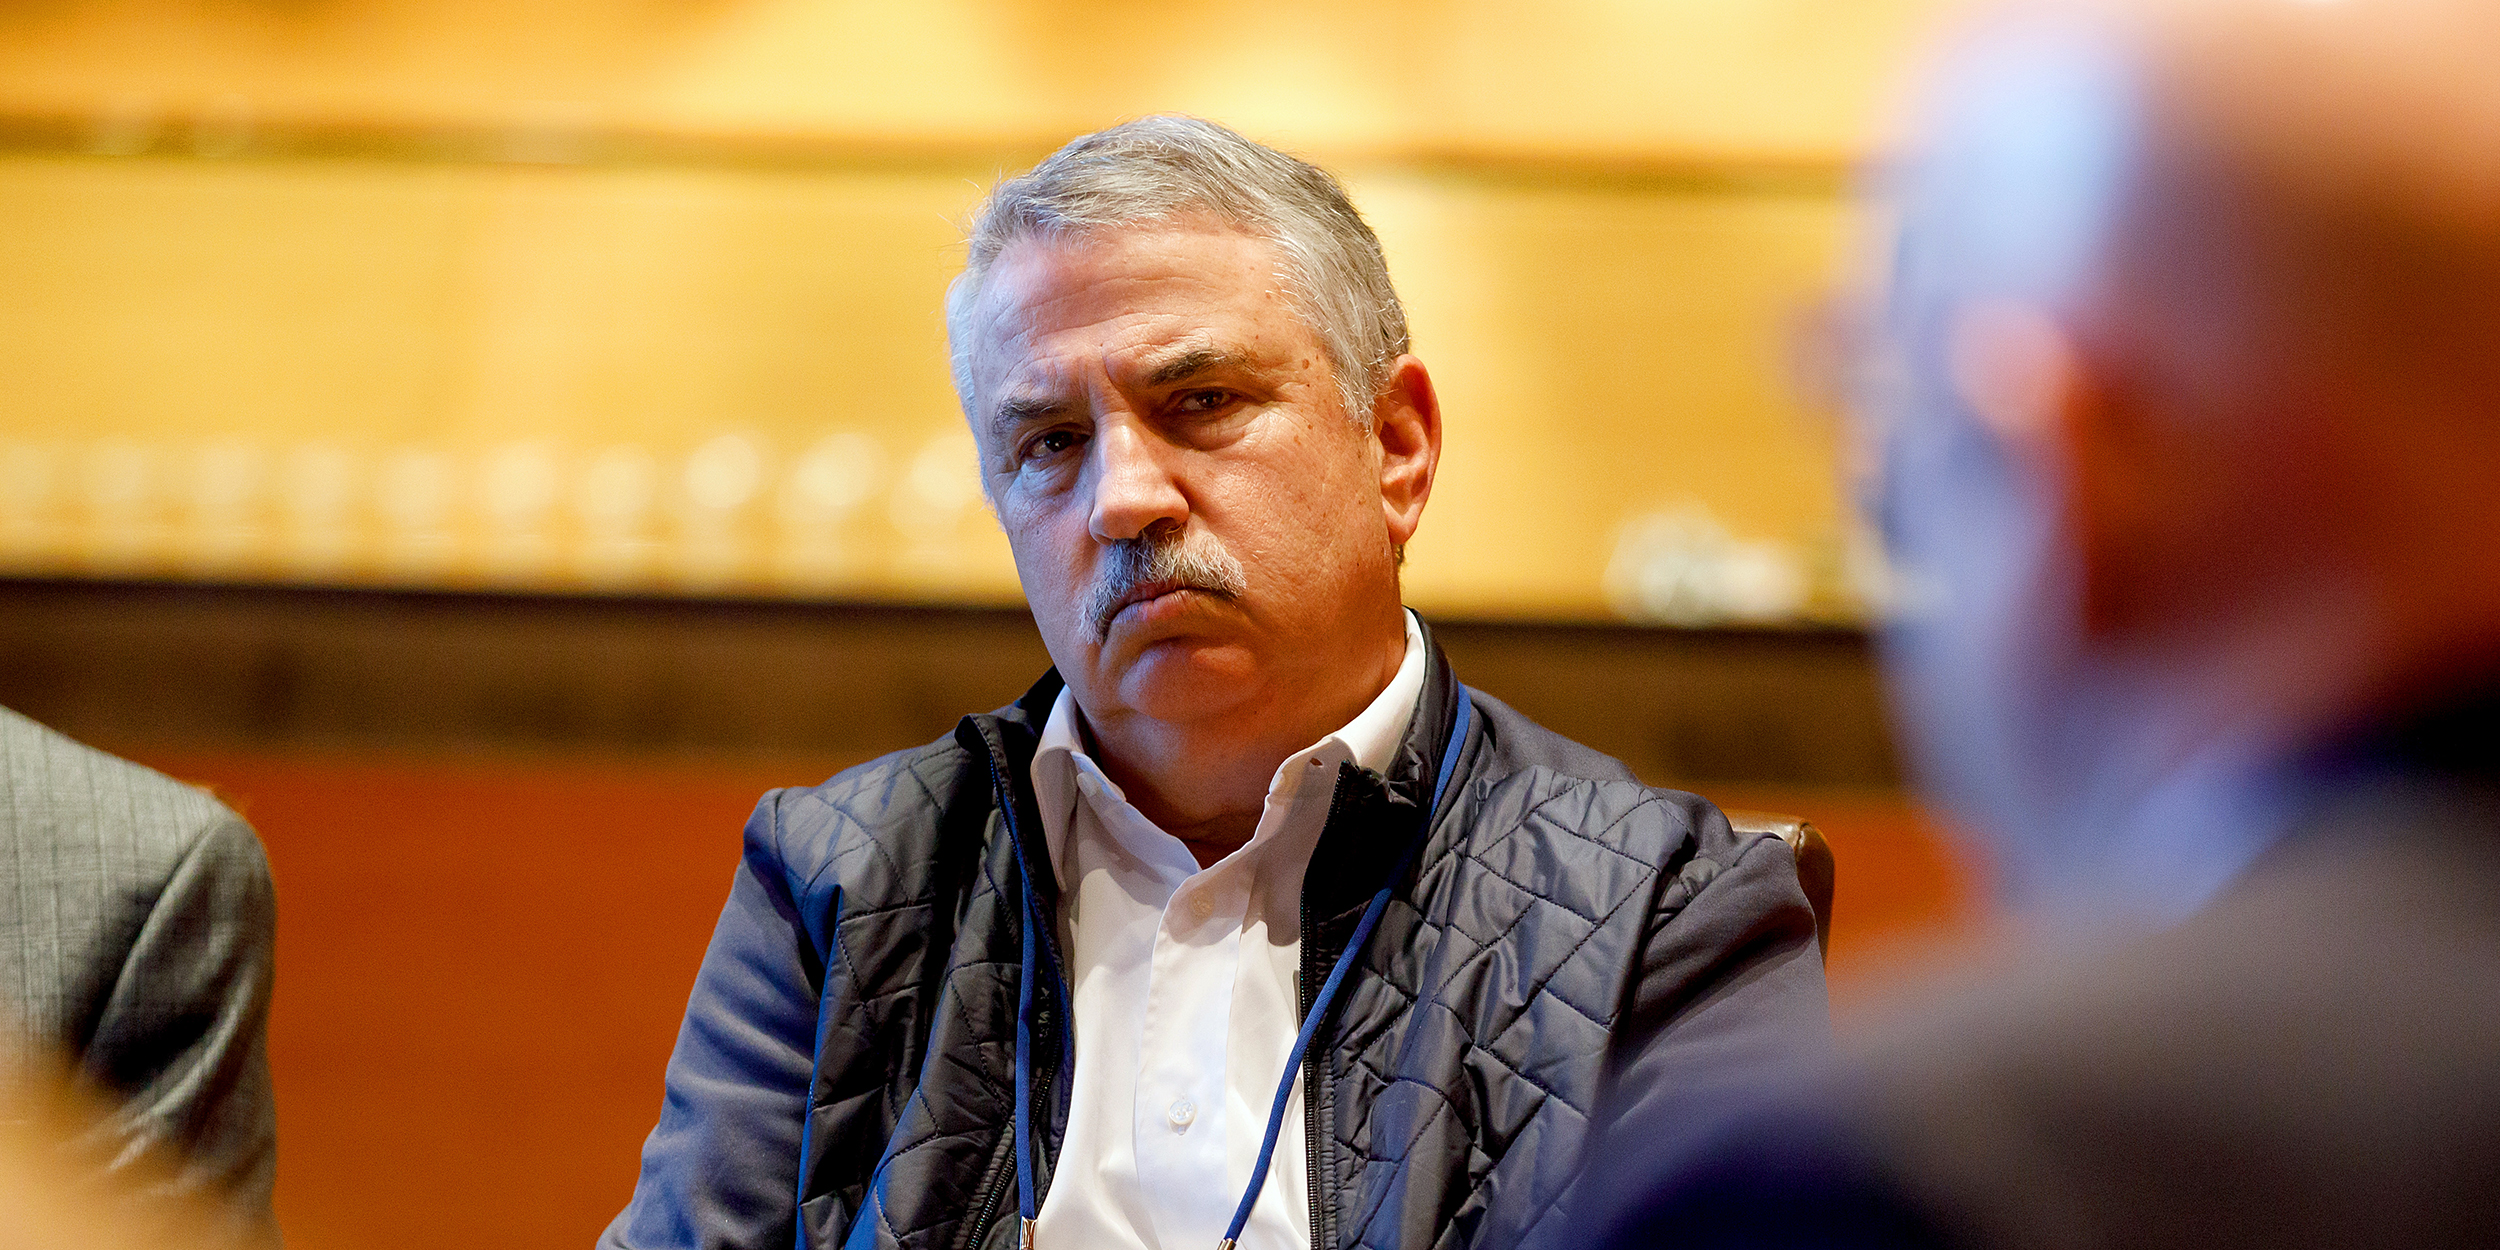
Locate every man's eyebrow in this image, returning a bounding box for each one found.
[1143,344,1254,388]
[989,394,1071,438]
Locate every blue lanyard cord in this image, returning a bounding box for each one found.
[1220,689,1473,1250]
[1014,689,1475,1250]
[1014,878,1042,1245]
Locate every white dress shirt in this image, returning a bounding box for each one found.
[1027,610,1427,1250]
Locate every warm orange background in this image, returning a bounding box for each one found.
[121,748,1982,1250]
[0,0,1949,622]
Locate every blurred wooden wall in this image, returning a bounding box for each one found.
[0,0,1943,622]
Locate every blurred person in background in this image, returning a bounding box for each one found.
[1580,0,2500,1246]
[604,116,1826,1250]
[0,707,278,1246]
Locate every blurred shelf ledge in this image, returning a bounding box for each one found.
[0,110,1855,195]
[0,576,1898,788]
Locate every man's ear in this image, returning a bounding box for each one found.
[1947,301,2076,462]
[1947,300,2148,636]
[1369,355,1441,549]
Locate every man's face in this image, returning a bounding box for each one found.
[1865,297,2076,882]
[960,223,1408,730]
[1869,61,2264,916]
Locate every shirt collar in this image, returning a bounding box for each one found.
[1032,609,1430,877]
[1330,608,1429,777]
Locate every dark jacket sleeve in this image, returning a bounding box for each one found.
[82,811,278,1248]
[1597,826,1831,1165]
[603,792,826,1250]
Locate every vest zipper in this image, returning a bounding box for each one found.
[964,1128,1016,1249]
[1028,1015,1058,1235]
[1300,763,1370,1250]
[963,1011,1058,1250]
[964,727,1070,1250]
[1300,897,1329,1250]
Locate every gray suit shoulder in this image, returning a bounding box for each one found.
[0,707,278,1243]
[0,706,261,889]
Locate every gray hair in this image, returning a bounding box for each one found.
[945,115,1410,424]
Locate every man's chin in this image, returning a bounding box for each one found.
[1101,634,1259,723]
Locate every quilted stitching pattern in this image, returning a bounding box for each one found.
[1321,768,1714,1250]
[763,686,1786,1250]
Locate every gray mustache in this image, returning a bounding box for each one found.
[1083,528,1249,642]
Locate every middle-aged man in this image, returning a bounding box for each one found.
[1585,0,2500,1246]
[605,116,1827,1250]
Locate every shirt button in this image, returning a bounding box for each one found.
[1190,895,1214,920]
[1168,1098,1196,1132]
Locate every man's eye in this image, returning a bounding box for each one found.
[1020,429,1083,462]
[1174,389,1234,413]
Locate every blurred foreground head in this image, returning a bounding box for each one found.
[0,1049,243,1250]
[1872,0,2500,915]
[1576,4,2500,1246]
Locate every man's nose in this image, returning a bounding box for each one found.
[1086,419,1189,544]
